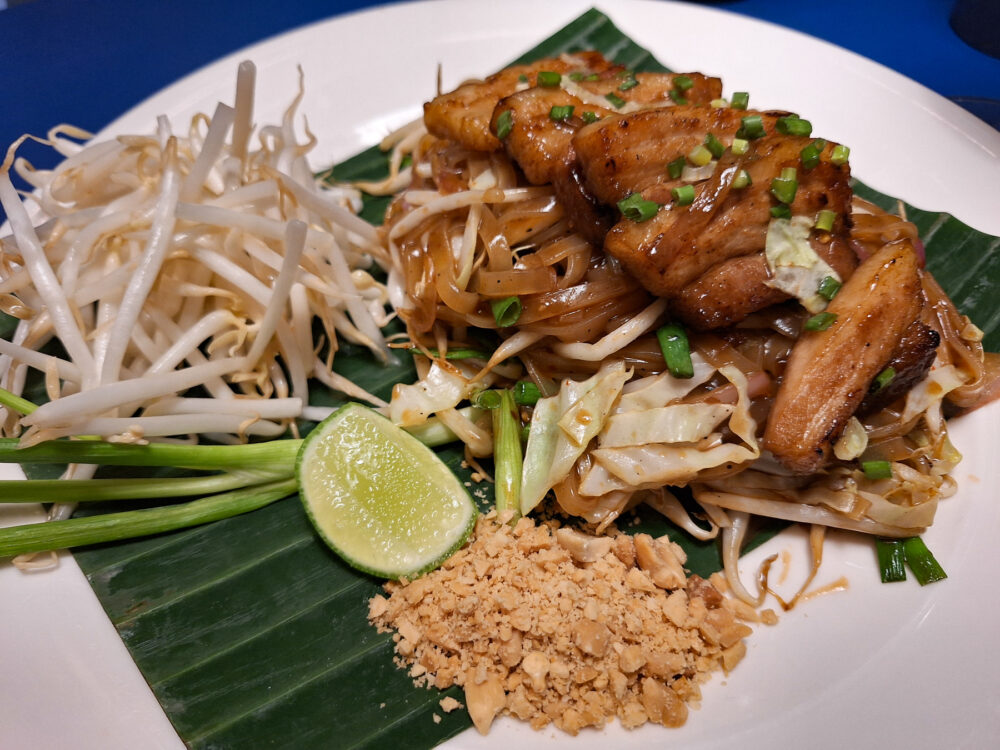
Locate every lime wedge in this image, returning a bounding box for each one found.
[297,403,477,579]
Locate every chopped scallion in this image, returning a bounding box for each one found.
[770,171,798,204]
[671,184,696,206]
[517,74,528,83]
[776,116,813,136]
[409,347,489,360]
[569,72,585,82]
[656,324,695,379]
[668,89,687,105]
[804,311,837,331]
[667,155,686,179]
[581,111,599,124]
[605,92,626,108]
[537,71,562,87]
[549,104,575,121]
[687,144,713,167]
[736,114,765,139]
[491,296,522,327]
[814,209,837,232]
[732,169,752,189]
[800,143,821,169]
[731,137,749,155]
[495,109,513,140]
[875,538,907,583]
[489,389,523,522]
[710,98,728,109]
[902,536,947,585]
[617,192,659,222]
[831,144,851,165]
[770,204,792,219]
[619,72,639,91]
[673,75,694,91]
[704,132,725,159]
[512,380,542,406]
[872,366,896,391]
[817,274,841,300]
[730,91,749,110]
[861,459,893,480]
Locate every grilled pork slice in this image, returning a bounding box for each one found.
[486,74,721,243]
[573,106,783,206]
[423,53,618,153]
[603,134,854,297]
[763,240,923,474]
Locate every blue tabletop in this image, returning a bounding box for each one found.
[1,0,998,175]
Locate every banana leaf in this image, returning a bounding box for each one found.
[5,7,997,749]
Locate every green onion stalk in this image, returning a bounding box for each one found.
[0,388,470,557]
[476,388,523,522]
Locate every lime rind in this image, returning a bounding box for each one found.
[297,403,477,579]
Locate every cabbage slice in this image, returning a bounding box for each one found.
[763,216,840,313]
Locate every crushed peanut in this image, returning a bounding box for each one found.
[368,512,753,735]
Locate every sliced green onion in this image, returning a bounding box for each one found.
[489,389,522,521]
[731,137,749,155]
[605,92,626,108]
[861,459,893,480]
[817,274,841,300]
[569,72,585,82]
[618,72,639,91]
[673,74,694,91]
[537,71,562,87]
[549,104,575,121]
[814,209,837,232]
[730,91,749,110]
[800,142,821,169]
[872,366,897,391]
[831,144,851,165]
[704,132,725,159]
[617,192,660,222]
[876,538,907,583]
[736,114,765,139]
[687,144,713,167]
[581,111,599,124]
[770,167,798,204]
[667,155,686,179]
[517,74,528,83]
[512,380,542,406]
[732,169,752,189]
[495,109,513,140]
[585,73,600,81]
[902,536,947,585]
[668,89,688,105]
[0,388,38,415]
[770,204,792,219]
[657,324,694,379]
[491,296,522,327]
[776,116,813,136]
[804,311,837,331]
[671,184,696,206]
[473,389,503,409]
[710,98,729,109]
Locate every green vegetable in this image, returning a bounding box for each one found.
[549,104,575,121]
[673,74,694,91]
[872,366,897,391]
[732,169,752,189]
[479,389,523,521]
[618,72,639,91]
[495,109,513,139]
[667,155,686,179]
[814,209,837,232]
[875,538,907,583]
[817,274,842,300]
[902,536,948,585]
[581,110,599,123]
[605,92,626,108]
[537,70,561,87]
[617,192,659,222]
[770,166,798,204]
[804,311,837,331]
[776,115,813,136]
[656,323,695,379]
[831,143,851,165]
[687,143,713,166]
[730,91,749,110]
[736,114,765,139]
[704,132,725,159]
[770,204,792,219]
[491,295,522,327]
[671,184,695,206]
[731,137,749,155]
[409,346,490,360]
[668,89,687,105]
[512,380,542,406]
[862,459,894,480]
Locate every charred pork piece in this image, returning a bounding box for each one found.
[857,320,940,415]
[763,240,923,474]
[487,74,720,243]
[424,53,618,153]
[572,106,784,206]
[603,134,854,297]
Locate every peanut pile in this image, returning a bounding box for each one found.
[368,512,766,735]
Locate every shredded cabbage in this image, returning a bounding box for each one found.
[763,216,840,313]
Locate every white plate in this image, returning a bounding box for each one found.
[2,1,999,748]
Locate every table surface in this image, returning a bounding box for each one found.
[1,0,998,167]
